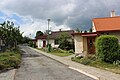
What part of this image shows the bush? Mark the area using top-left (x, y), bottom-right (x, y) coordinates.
top-left (0, 50), bottom-right (21, 70)
top-left (96, 35), bottom-right (120, 63)
top-left (68, 49), bottom-right (74, 53)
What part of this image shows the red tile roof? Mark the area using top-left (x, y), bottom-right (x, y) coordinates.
top-left (93, 16), bottom-right (120, 32)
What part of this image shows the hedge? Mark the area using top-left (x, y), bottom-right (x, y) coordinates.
top-left (95, 35), bottom-right (120, 63)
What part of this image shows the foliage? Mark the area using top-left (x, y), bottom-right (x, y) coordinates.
top-left (38, 48), bottom-right (73, 57)
top-left (0, 48), bottom-right (21, 70)
top-left (29, 41), bottom-right (36, 48)
top-left (35, 31), bottom-right (43, 38)
top-left (46, 44), bottom-right (52, 52)
top-left (95, 35), bottom-right (120, 63)
top-left (89, 27), bottom-right (92, 32)
top-left (0, 21), bottom-right (23, 50)
top-left (71, 55), bottom-right (96, 65)
top-left (58, 32), bottom-right (74, 50)
top-left (22, 36), bottom-right (31, 44)
top-left (76, 28), bottom-right (80, 32)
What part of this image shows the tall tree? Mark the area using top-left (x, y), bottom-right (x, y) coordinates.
top-left (35, 31), bottom-right (43, 38)
top-left (0, 21), bottom-right (23, 49)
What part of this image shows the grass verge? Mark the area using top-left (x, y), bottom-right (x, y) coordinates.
top-left (0, 48), bottom-right (21, 71)
top-left (71, 56), bottom-right (120, 74)
top-left (38, 48), bottom-right (73, 57)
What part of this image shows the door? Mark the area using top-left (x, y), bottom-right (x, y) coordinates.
top-left (87, 37), bottom-right (96, 54)
top-left (43, 41), bottom-right (46, 47)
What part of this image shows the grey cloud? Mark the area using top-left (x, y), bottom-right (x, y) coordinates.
top-left (1, 0), bottom-right (120, 30)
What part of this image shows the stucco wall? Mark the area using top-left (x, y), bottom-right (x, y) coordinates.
top-left (49, 39), bottom-right (59, 48)
top-left (83, 37), bottom-right (88, 55)
top-left (49, 39), bottom-right (55, 47)
top-left (37, 40), bottom-right (43, 48)
top-left (109, 32), bottom-right (120, 43)
top-left (74, 35), bottom-right (83, 54)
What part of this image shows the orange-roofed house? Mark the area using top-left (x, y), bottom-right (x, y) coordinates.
top-left (73, 11), bottom-right (120, 56)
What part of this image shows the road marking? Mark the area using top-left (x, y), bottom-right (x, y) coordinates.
top-left (69, 66), bottom-right (99, 80)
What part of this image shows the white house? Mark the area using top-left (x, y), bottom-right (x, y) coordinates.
top-left (36, 30), bottom-right (74, 48)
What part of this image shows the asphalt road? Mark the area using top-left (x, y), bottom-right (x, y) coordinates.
top-left (14, 46), bottom-right (95, 80)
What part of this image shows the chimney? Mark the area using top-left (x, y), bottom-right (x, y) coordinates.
top-left (110, 10), bottom-right (115, 17)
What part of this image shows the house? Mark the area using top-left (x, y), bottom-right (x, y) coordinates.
top-left (36, 30), bottom-right (74, 48)
top-left (73, 11), bottom-right (120, 56)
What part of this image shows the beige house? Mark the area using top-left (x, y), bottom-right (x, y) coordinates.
top-left (73, 11), bottom-right (120, 55)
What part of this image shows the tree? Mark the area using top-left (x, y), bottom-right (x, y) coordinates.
top-left (35, 31), bottom-right (43, 38)
top-left (76, 28), bottom-right (80, 33)
top-left (58, 32), bottom-right (74, 50)
top-left (0, 21), bottom-right (23, 50)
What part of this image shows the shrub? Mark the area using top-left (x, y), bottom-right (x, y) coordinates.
top-left (68, 49), bottom-right (74, 53)
top-left (0, 50), bottom-right (21, 70)
top-left (96, 35), bottom-right (120, 63)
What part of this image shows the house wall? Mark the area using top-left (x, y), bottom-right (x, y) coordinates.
top-left (49, 39), bottom-right (59, 48)
top-left (83, 37), bottom-right (88, 55)
top-left (109, 32), bottom-right (120, 43)
top-left (49, 39), bottom-right (55, 47)
top-left (74, 35), bottom-right (83, 54)
top-left (37, 39), bottom-right (43, 48)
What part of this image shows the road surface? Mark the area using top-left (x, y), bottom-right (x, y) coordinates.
top-left (14, 46), bottom-right (95, 80)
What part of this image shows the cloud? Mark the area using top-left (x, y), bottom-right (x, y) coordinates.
top-left (0, 0), bottom-right (120, 37)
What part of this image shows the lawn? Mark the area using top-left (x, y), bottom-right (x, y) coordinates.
top-left (38, 48), bottom-right (73, 57)
top-left (0, 48), bottom-right (22, 71)
top-left (71, 56), bottom-right (120, 74)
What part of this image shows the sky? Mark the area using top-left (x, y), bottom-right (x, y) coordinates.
top-left (0, 0), bottom-right (120, 38)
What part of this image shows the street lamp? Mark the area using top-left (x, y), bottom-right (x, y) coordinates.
top-left (47, 19), bottom-right (50, 45)
top-left (47, 19), bottom-right (51, 52)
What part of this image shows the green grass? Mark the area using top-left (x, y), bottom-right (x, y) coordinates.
top-left (37, 48), bottom-right (73, 57)
top-left (71, 56), bottom-right (120, 74)
top-left (0, 49), bottom-right (22, 70)
top-left (49, 52), bottom-right (73, 57)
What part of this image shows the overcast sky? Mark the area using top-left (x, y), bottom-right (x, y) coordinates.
top-left (0, 0), bottom-right (120, 38)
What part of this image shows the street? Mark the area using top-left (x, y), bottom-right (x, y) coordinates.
top-left (14, 46), bottom-right (95, 80)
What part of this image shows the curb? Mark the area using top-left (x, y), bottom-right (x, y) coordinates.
top-left (12, 69), bottom-right (17, 80)
top-left (69, 67), bottom-right (99, 80)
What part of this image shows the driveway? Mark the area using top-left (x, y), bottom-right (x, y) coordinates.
top-left (14, 46), bottom-right (95, 80)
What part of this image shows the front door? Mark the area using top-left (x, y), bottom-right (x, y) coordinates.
top-left (87, 37), bottom-right (96, 54)
top-left (43, 41), bottom-right (46, 47)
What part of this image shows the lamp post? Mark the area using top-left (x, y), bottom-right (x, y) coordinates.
top-left (47, 19), bottom-right (51, 52)
top-left (47, 19), bottom-right (50, 45)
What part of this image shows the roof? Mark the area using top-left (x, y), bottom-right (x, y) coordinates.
top-left (81, 33), bottom-right (97, 37)
top-left (49, 30), bottom-right (74, 39)
top-left (36, 35), bottom-right (47, 39)
top-left (72, 32), bottom-right (98, 37)
top-left (36, 30), bottom-right (74, 40)
top-left (93, 16), bottom-right (120, 32)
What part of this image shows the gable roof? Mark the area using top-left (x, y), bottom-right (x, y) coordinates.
top-left (36, 35), bottom-right (47, 39)
top-left (49, 30), bottom-right (74, 39)
top-left (93, 16), bottom-right (120, 32)
top-left (36, 30), bottom-right (74, 40)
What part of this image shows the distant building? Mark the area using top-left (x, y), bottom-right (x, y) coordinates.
top-left (36, 30), bottom-right (74, 48)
